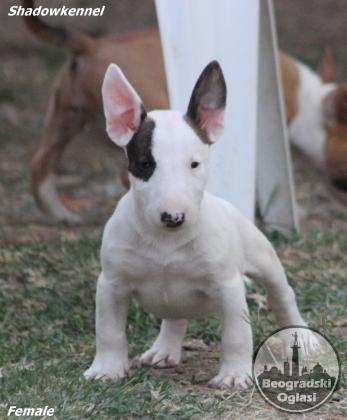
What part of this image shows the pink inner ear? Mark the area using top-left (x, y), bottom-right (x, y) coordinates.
top-left (108, 108), bottom-right (137, 138)
top-left (122, 108), bottom-right (137, 131)
top-left (108, 86), bottom-right (138, 128)
top-left (199, 106), bottom-right (224, 137)
top-left (103, 64), bottom-right (143, 146)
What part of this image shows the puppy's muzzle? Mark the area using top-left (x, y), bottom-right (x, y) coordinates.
top-left (161, 212), bottom-right (185, 228)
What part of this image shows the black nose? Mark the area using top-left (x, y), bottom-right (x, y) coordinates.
top-left (161, 212), bottom-right (185, 228)
top-left (332, 179), bottom-right (347, 192)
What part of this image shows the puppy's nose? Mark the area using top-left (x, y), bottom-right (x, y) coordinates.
top-left (161, 212), bottom-right (185, 228)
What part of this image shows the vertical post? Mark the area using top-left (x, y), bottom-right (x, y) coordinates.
top-left (155, 0), bottom-right (260, 220)
top-left (256, 0), bottom-right (299, 235)
top-left (155, 0), bottom-right (299, 235)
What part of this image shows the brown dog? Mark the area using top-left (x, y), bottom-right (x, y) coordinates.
top-left (23, 0), bottom-right (347, 222)
top-left (23, 0), bottom-right (168, 222)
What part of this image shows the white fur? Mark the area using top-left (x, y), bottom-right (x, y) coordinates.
top-left (85, 68), bottom-right (315, 389)
top-left (289, 62), bottom-right (335, 169)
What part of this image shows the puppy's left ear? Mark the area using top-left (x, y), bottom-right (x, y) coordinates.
top-left (102, 63), bottom-right (145, 147)
top-left (186, 61), bottom-right (227, 143)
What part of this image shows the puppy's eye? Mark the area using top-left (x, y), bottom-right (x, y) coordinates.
top-left (191, 161), bottom-right (200, 169)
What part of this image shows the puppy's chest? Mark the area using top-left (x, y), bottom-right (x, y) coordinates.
top-left (125, 246), bottom-right (218, 319)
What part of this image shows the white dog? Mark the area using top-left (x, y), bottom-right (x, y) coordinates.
top-left (84, 61), bottom-right (309, 389)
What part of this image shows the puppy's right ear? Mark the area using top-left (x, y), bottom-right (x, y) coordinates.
top-left (102, 64), bottom-right (145, 147)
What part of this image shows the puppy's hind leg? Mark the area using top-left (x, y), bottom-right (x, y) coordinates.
top-left (246, 242), bottom-right (305, 328)
top-left (31, 87), bottom-right (87, 223)
top-left (140, 319), bottom-right (187, 367)
top-left (245, 230), bottom-right (319, 353)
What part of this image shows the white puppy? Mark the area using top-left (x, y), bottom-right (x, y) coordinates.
top-left (84, 61), bottom-right (309, 389)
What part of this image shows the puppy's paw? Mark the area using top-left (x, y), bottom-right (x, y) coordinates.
top-left (84, 356), bottom-right (129, 382)
top-left (209, 366), bottom-right (253, 390)
top-left (299, 329), bottom-right (321, 355)
top-left (280, 328), bottom-right (321, 358)
top-left (139, 343), bottom-right (181, 368)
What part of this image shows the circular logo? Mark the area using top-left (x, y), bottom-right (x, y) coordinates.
top-left (253, 326), bottom-right (340, 413)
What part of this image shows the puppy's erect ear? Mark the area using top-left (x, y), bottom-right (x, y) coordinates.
top-left (318, 47), bottom-right (336, 83)
top-left (102, 64), bottom-right (145, 147)
top-left (186, 61), bottom-right (227, 143)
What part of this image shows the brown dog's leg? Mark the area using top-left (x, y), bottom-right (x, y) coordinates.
top-left (120, 164), bottom-right (130, 190)
top-left (31, 88), bottom-right (88, 223)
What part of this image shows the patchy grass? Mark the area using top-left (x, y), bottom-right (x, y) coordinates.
top-left (0, 232), bottom-right (346, 419)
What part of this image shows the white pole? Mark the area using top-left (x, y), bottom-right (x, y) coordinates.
top-left (155, 0), bottom-right (259, 220)
top-left (155, 0), bottom-right (298, 234)
top-left (256, 0), bottom-right (299, 235)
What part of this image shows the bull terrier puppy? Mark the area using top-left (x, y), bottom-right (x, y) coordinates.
top-left (84, 61), bottom-right (311, 389)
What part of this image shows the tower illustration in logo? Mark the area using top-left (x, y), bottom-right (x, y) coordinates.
top-left (253, 327), bottom-right (340, 413)
top-left (291, 332), bottom-right (300, 376)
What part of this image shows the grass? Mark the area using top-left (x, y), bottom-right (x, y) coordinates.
top-left (0, 232), bottom-right (346, 419)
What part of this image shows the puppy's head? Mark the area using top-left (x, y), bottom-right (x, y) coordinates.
top-left (102, 61), bottom-right (226, 229)
top-left (323, 85), bottom-right (347, 191)
top-left (319, 48), bottom-right (347, 191)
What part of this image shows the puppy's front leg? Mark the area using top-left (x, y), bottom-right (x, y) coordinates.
top-left (210, 274), bottom-right (253, 390)
top-left (84, 272), bottom-right (129, 381)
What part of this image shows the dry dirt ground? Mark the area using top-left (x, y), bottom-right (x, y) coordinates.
top-left (0, 1), bottom-right (346, 419)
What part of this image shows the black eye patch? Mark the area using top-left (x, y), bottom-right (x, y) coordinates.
top-left (126, 116), bottom-right (156, 182)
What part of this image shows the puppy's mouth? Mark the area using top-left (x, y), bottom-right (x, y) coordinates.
top-left (164, 220), bottom-right (184, 229)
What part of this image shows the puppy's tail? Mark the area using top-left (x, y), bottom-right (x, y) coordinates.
top-left (21, 0), bottom-right (93, 53)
